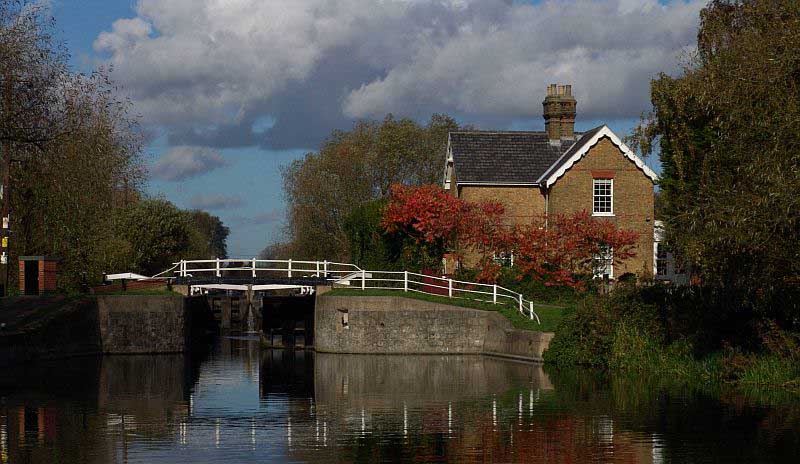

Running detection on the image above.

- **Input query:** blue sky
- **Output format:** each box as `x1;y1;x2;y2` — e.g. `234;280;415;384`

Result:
49;0;696;257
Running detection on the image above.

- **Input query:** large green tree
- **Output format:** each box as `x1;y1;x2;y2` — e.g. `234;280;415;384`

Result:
639;0;800;325
183;210;229;260
281;114;460;260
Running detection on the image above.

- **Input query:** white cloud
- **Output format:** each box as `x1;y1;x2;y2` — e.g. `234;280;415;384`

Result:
96;0;703;147
186;193;244;210
152;146;229;181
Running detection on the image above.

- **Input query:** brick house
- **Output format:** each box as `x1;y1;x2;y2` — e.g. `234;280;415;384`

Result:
443;84;657;278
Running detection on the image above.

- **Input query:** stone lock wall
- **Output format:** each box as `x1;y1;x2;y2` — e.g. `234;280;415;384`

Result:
548;136;655;276
315;295;553;361
97;295;188;354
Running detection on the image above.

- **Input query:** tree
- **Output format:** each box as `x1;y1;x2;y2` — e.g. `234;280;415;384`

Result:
382;184;640;287
183;210;229;259
0;1;75;291
382;184;474;270
634;0;800;325
282;114;460;261
116;199;190;276
511;212;640;289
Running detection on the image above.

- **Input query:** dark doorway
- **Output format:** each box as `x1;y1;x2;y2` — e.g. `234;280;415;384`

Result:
24;260;39;295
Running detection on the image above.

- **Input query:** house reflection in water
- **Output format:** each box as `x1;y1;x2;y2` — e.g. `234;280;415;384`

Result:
3;340;784;462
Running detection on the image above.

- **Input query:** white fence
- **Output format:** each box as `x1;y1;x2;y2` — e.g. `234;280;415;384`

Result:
168;259;540;324
172;258;362;280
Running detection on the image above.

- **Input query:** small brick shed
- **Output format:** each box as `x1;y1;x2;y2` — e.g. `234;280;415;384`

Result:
19;256;59;295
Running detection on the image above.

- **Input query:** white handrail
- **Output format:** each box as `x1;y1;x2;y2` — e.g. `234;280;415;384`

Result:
164;258;540;324
330;269;540;324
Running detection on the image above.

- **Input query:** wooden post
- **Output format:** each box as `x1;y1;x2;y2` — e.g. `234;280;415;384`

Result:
518;294;523;313
529;301;534;320
288;259;292;278
448;279;453;298
493;285;497;304
316;261;320;277
404;271;408;292
361;270;366;290
323;260;328;278
252;258;257;278
215;258;221;277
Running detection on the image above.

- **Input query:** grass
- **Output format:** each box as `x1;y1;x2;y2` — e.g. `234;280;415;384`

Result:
100;287;183;296
323;288;564;332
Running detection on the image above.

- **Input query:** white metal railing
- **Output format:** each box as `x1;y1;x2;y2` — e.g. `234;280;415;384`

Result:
330;269;540;324
170;258;540;324
174;258;362;280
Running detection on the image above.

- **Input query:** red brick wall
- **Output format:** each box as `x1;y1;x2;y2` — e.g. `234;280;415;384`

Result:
41;260;58;293
18;260;25;293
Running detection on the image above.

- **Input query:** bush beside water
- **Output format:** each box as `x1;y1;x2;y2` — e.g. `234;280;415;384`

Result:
543;283;800;398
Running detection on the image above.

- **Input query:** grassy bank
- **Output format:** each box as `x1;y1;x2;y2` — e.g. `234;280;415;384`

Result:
543;283;800;401
323;288;564;332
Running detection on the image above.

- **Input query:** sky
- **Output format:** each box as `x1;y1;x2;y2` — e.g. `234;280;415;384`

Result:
49;0;701;257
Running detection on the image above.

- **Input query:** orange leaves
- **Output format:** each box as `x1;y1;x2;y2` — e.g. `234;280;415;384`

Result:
513;211;640;289
382;183;640;289
382;184;475;244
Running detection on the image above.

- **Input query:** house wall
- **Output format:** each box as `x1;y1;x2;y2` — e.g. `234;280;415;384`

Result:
458;186;545;224
456;185;546;268
547;137;655;277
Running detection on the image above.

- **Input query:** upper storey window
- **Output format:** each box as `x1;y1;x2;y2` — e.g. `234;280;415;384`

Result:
593;179;613;216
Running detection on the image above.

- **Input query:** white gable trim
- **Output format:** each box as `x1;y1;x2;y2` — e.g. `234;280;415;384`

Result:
443;135;454;189
542;125;658;189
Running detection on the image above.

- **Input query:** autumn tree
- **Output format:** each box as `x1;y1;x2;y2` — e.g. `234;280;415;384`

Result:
282;114;460;261
382;184;640;287
382;184;474;270
511;212;640;289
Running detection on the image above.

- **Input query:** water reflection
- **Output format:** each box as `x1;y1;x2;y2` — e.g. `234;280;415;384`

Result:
0;338;798;463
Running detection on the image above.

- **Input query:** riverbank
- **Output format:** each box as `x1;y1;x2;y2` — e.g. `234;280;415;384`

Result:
543;283;800;403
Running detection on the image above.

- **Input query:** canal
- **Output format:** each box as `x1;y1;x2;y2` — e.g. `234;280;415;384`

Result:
1;338;799;463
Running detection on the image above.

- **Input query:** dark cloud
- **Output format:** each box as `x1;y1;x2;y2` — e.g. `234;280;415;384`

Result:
96;0;703;151
152;146;229;181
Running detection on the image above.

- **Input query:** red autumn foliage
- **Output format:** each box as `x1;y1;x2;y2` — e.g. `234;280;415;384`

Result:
382;184;472;244
382;184;640;289
511;211;640;289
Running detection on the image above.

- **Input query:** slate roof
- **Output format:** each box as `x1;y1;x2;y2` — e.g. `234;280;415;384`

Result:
449;126;604;185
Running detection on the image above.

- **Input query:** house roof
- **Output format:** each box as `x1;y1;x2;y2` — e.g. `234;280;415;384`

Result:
539;125;658;188
448;125;658;187
448;131;578;184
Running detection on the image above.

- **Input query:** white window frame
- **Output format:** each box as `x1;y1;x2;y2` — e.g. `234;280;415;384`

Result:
593;245;614;280
492;250;515;268
592;178;614;216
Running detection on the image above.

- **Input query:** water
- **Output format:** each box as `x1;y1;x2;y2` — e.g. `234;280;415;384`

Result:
1;338;799;463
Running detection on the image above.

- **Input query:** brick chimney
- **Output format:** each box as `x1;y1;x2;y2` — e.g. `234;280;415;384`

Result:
543;84;577;143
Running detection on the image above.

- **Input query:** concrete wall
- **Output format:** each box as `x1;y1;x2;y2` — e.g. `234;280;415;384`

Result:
315;295;553;362
548;136;655;277
0;297;101;366
97;295;188;354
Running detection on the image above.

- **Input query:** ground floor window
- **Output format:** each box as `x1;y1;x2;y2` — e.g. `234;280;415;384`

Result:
493;251;515;267
593;245;613;279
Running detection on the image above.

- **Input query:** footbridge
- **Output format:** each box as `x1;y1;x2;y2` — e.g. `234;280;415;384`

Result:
110;258;541;323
